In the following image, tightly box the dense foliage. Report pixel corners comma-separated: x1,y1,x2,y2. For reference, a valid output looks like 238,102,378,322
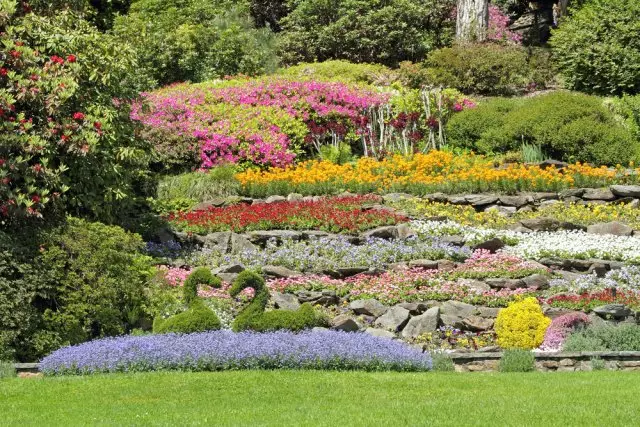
113,0,278,86
495,298,550,349
550,0,640,95
278,0,455,66
563,324,640,351
0,2,149,222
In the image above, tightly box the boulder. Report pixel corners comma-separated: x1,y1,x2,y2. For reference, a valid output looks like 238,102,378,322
457,278,491,293
247,230,302,245
539,200,560,208
217,264,245,274
587,221,633,236
331,315,362,332
200,232,232,252
437,260,457,272
530,192,558,201
559,188,586,199
587,262,608,278
272,292,301,311
230,233,258,254
362,226,399,240
583,188,616,201
423,193,449,203
297,290,339,306
193,198,226,210
519,217,560,231
441,235,466,247
477,307,500,318
408,259,439,270
498,195,531,208
262,265,302,278
462,316,494,332
440,300,475,320
300,230,332,240
610,185,640,198
265,195,286,203
397,302,433,315
364,328,396,339
349,299,388,317
539,159,568,170
522,274,550,290
335,267,370,278
401,307,440,338
465,195,499,206
374,306,411,332
286,193,303,201
484,205,516,216
447,196,468,205
485,278,527,289
472,237,505,253
397,223,417,239
593,304,632,320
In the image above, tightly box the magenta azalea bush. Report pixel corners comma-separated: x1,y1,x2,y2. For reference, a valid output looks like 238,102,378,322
132,77,390,170
540,312,590,351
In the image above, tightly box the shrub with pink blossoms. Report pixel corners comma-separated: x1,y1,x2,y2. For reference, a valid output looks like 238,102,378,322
540,312,590,351
487,5,522,44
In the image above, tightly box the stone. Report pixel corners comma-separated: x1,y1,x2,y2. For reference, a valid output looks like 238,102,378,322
335,267,369,278
484,205,517,216
498,195,531,208
297,290,339,306
593,304,633,319
543,307,582,319
200,232,232,252
587,262,609,278
217,264,245,274
587,221,633,236
539,159,569,170
465,194,499,206
349,299,388,317
230,233,257,254
556,270,585,282
519,217,560,231
265,195,286,203
364,328,396,339
448,196,468,205
262,265,302,279
408,259,439,270
331,314,362,332
437,260,457,272
559,221,586,231
286,193,303,201
401,307,440,338
462,315,494,332
300,230,332,240
193,198,226,210
440,300,475,320
477,307,500,318
272,292,301,311
397,302,432,315
530,192,558,201
396,223,417,239
457,278,491,293
472,237,505,253
362,226,399,240
522,273,550,290
559,188,586,199
247,230,302,245
441,235,466,246
539,200,560,208
611,185,640,198
374,306,411,332
583,188,616,201
485,278,526,289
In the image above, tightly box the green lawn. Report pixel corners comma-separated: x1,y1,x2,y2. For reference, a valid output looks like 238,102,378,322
1,370,638,426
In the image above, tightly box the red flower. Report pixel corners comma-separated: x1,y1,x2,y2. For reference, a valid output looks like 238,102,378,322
0,159,5,167
93,121,102,130
31,195,41,203
66,54,77,63
60,135,70,142
31,164,43,173
50,55,64,65
0,68,7,76
10,50,20,58
73,112,85,120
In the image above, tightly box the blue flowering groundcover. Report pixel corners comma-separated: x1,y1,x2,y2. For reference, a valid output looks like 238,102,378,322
40,330,432,375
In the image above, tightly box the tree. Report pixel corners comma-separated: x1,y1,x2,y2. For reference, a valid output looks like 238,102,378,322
456,0,489,42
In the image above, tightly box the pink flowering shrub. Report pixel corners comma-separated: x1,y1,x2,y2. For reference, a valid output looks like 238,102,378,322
487,5,522,44
540,312,590,351
132,77,390,169
454,250,549,280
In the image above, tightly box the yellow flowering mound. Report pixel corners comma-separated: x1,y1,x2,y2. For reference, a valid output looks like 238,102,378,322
236,151,638,196
495,297,551,350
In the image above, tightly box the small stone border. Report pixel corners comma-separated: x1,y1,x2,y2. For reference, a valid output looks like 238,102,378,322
15,351,640,373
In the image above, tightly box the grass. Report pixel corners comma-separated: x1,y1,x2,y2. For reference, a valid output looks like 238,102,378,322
2,370,640,426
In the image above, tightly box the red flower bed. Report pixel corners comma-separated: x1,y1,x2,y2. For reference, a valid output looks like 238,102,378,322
167,195,407,234
546,289,640,311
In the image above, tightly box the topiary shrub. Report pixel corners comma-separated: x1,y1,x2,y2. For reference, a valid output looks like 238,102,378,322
153,268,222,334
550,0,640,95
423,44,555,96
446,92,639,165
499,349,535,372
495,297,550,350
230,271,327,332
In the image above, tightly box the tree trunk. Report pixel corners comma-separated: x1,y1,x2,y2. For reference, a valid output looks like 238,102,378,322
456,0,489,43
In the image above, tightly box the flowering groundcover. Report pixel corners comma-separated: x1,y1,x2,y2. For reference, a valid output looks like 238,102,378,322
40,330,432,375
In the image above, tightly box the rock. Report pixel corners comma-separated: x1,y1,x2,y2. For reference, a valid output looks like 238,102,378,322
217,273,238,284
484,205,517,216
539,159,569,170
583,188,616,201
462,316,494,332
155,227,177,244
611,185,640,198
193,198,226,210
593,304,633,319
247,230,302,245
362,226,400,240
272,292,301,311
441,235,466,247
374,306,411,332
472,237,505,253
397,302,432,315
530,192,558,201
423,193,449,203
331,314,362,332
440,300,475,320
508,224,534,233
587,262,608,278
630,199,640,209
457,278,491,293
519,217,560,231
556,270,585,282
335,267,369,278
297,290,339,306
562,196,583,204
300,230,332,240
217,264,245,274
498,195,531,208
522,274,550,290
477,345,500,353
539,200,560,208
401,307,440,338
397,223,417,239
286,193,303,201
364,328,396,339
559,188,586,199
408,259,439,270
388,262,409,271
477,307,500,318
448,196,468,205
587,221,633,236
200,232,232,252
230,233,258,254
262,265,302,278
265,195,286,203
382,193,412,202
559,221,587,231
484,278,527,289
437,260,457,272
349,299,388,317
465,194,499,206
543,307,581,319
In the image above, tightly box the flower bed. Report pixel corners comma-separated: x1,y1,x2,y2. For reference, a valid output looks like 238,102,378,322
236,151,640,197
40,330,432,375
167,195,407,234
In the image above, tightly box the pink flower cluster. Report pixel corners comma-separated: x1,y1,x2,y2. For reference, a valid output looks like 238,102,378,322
540,312,590,351
457,250,548,275
488,5,523,44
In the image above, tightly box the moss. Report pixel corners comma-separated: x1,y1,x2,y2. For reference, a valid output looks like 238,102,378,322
153,301,222,334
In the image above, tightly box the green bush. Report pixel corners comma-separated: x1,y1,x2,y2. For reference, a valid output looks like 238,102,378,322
153,301,222,334
183,268,221,306
230,271,327,332
446,92,639,164
156,168,240,204
563,324,640,352
499,349,535,372
423,44,555,96
609,95,640,143
113,0,278,85
0,361,16,379
431,353,455,372
277,60,397,86
278,0,455,67
550,0,640,95
591,357,606,371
